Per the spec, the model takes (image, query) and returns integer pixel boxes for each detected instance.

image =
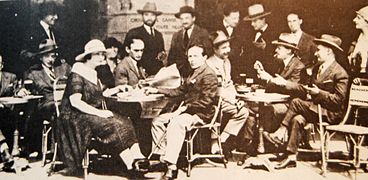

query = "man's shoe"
[132,158,150,172]
[161,168,177,180]
[275,157,297,169]
[127,169,146,179]
[237,154,251,166]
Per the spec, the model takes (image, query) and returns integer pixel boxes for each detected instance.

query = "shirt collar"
[184,25,194,37]
[71,62,98,85]
[223,19,232,28]
[40,20,50,31]
[283,55,294,67]
[143,24,154,35]
[319,59,334,73]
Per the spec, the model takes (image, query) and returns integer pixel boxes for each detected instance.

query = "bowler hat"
[37,39,58,55]
[75,39,107,61]
[272,33,299,50]
[211,31,231,46]
[243,4,271,21]
[175,6,197,18]
[314,34,343,52]
[137,2,162,16]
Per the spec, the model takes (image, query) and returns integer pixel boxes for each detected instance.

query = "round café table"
[237,92,290,171]
[0,95,43,172]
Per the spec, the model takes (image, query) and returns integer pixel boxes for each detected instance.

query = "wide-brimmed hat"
[314,34,343,52]
[272,33,299,50]
[175,6,197,18]
[211,31,232,46]
[37,39,58,55]
[243,4,271,21]
[137,2,162,16]
[356,6,368,22]
[75,39,106,61]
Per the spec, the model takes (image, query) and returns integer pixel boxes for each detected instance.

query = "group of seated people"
[1,2,368,180]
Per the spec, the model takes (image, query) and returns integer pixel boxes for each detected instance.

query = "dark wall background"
[195,0,368,52]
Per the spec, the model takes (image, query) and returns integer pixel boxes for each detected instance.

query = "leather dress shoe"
[132,158,150,172]
[161,168,178,180]
[237,154,251,166]
[1,148,14,168]
[275,157,297,169]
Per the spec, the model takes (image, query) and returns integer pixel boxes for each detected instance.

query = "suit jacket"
[212,21,245,83]
[265,56,305,95]
[167,25,212,78]
[114,56,146,87]
[27,62,71,111]
[242,24,279,78]
[286,61,349,124]
[158,64,218,123]
[296,32,317,67]
[206,55,237,102]
[123,26,165,76]
[0,72,17,97]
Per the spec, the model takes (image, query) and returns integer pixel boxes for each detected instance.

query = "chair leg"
[318,105,326,176]
[82,150,89,180]
[216,127,227,167]
[41,125,50,167]
[186,129,192,177]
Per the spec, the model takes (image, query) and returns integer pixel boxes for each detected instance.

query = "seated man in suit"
[115,38,147,87]
[146,43,218,179]
[206,31,249,157]
[0,54,29,170]
[26,39,71,156]
[237,33,305,165]
[265,34,349,169]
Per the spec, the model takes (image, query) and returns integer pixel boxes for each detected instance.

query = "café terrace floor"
[1,140,367,180]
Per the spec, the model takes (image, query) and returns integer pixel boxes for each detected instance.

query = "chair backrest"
[349,84,368,107]
[207,96,223,126]
[338,83,368,125]
[53,76,68,117]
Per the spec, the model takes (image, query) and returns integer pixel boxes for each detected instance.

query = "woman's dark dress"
[55,72,137,172]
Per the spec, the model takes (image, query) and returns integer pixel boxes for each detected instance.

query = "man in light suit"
[26,39,71,156]
[123,2,165,76]
[206,31,248,157]
[287,13,317,67]
[147,43,218,179]
[266,34,349,169]
[115,38,147,87]
[167,6,212,79]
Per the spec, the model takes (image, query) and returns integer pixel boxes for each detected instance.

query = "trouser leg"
[151,113,173,155]
[221,101,248,136]
[164,113,196,165]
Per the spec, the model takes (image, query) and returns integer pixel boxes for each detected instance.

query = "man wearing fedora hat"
[206,31,248,157]
[265,34,348,169]
[242,3,279,79]
[123,2,165,76]
[25,39,70,156]
[167,5,212,79]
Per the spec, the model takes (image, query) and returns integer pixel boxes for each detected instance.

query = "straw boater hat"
[137,2,162,16]
[243,4,271,21]
[356,6,368,22]
[75,39,107,61]
[314,34,343,52]
[36,39,58,56]
[174,6,197,18]
[211,31,232,46]
[272,33,299,50]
